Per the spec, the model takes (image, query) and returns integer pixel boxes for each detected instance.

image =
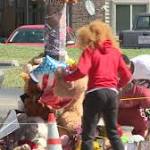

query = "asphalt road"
[0,61,22,116]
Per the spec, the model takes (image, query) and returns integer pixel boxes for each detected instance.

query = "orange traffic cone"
[47,113,63,150]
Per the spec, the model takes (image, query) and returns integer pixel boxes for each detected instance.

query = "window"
[116,5,130,34]
[136,16,150,29]
[116,4,147,34]
[132,5,146,23]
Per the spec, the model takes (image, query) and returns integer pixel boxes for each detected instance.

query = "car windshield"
[9,29,44,43]
[136,16,150,29]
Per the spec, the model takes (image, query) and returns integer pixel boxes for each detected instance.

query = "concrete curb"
[0,71,4,88]
[0,60,19,67]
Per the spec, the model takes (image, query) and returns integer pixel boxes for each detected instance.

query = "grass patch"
[68,48,81,60]
[0,44,43,64]
[0,44,43,88]
[3,67,23,88]
[122,48,150,58]
[1,45,150,88]
[0,45,81,88]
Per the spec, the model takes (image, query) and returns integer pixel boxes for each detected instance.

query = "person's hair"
[76,25,95,49]
[122,54,131,65]
[76,20,120,50]
[89,20,119,49]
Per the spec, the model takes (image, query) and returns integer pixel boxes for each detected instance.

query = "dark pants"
[81,89,124,150]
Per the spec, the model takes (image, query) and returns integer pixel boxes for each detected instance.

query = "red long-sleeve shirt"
[64,40,132,91]
[120,83,150,109]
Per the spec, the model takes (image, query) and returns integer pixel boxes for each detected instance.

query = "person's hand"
[23,64,33,74]
[33,58,43,65]
[56,67,64,74]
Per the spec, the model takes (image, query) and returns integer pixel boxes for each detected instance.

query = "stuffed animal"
[18,72,87,150]
[22,69,88,133]
[13,114,48,150]
[20,53,88,150]
[20,76,55,121]
[13,144,31,150]
[54,69,88,133]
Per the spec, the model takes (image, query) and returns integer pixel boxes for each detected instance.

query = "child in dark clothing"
[57,20,132,150]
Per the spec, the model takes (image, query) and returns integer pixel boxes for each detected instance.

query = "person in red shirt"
[57,20,132,150]
[119,82,150,137]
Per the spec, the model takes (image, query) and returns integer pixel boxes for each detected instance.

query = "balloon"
[121,135,129,144]
[66,57,76,66]
[75,139,101,150]
[65,56,77,72]
[30,55,67,83]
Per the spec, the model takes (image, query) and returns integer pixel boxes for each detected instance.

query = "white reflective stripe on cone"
[48,123,60,139]
[47,145,62,150]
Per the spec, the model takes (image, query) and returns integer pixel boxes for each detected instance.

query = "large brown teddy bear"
[16,54,88,150]
[54,70,88,133]
[21,56,88,134]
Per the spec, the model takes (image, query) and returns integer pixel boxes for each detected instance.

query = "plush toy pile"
[10,53,87,149]
[13,114,47,150]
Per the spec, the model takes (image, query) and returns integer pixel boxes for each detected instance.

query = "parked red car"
[4,25,76,48]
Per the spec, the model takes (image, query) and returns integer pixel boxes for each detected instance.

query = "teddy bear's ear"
[21,72,30,81]
[25,78,42,98]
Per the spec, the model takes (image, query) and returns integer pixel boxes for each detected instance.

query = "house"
[0,0,45,37]
[72,0,150,34]
[0,0,150,37]
[108,0,150,34]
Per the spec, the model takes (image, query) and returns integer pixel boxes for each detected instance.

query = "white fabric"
[0,110,20,139]
[131,55,150,80]
[86,87,118,94]
[128,135,144,143]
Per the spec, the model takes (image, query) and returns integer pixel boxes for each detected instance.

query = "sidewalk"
[0,71,4,88]
[0,60,19,67]
[0,87,23,101]
[0,88,23,118]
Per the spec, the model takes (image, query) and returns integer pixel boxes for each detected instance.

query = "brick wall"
[72,0,105,30]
